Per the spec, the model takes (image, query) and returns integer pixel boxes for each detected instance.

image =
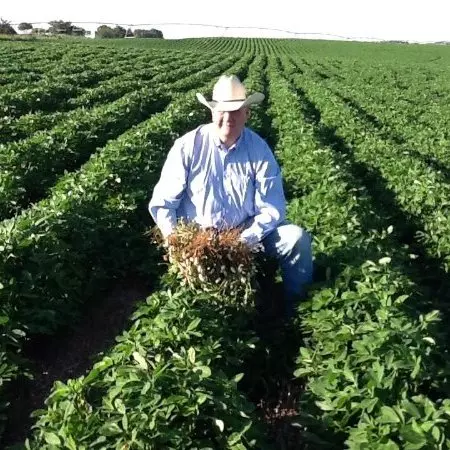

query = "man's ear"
[246,108,251,119]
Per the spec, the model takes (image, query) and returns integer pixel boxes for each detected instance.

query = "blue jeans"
[261,221,313,318]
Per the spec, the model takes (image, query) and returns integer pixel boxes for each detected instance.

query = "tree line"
[95,25,163,39]
[0,18,164,38]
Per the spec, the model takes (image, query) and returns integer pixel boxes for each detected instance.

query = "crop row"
[241,55,269,140]
[0,48,126,91]
[0,45,132,77]
[316,70,450,169]
[0,50,181,118]
[0,51,197,145]
[0,54,253,443]
[0,53,232,221]
[1,72,107,118]
[2,47,184,89]
[0,71,42,87]
[302,56,448,124]
[26,284,266,449]
[178,38,285,56]
[281,57,450,257]
[0,47,67,73]
[22,54,268,450]
[265,55,450,448]
[290,64,450,277]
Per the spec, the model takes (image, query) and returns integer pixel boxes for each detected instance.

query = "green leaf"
[315,400,334,411]
[411,356,422,379]
[99,421,122,436]
[294,367,312,377]
[188,347,196,364]
[132,351,148,370]
[12,329,26,337]
[383,441,400,450]
[343,368,356,383]
[361,397,378,413]
[378,256,392,265]
[114,398,126,414]
[401,425,426,445]
[44,432,61,445]
[228,431,243,446]
[233,373,244,383]
[230,444,246,450]
[422,336,435,345]
[65,435,78,450]
[379,406,400,423]
[187,317,201,331]
[412,420,426,435]
[90,435,107,446]
[47,382,70,402]
[83,357,113,384]
[194,365,211,378]
[403,400,421,418]
[214,418,225,432]
[423,310,440,323]
[431,426,440,442]
[395,294,409,304]
[0,316,9,325]
[122,414,128,431]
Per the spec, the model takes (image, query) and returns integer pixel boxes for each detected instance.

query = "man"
[149,74,313,318]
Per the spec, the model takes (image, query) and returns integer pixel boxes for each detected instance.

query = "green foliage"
[26,286,267,449]
[0,50,199,144]
[0,50,252,442]
[95,25,127,39]
[134,28,164,39]
[18,23,33,31]
[47,20,86,37]
[266,54,450,447]
[1,38,450,448]
[0,19,16,35]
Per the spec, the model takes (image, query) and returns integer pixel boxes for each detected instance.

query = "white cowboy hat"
[196,75,264,112]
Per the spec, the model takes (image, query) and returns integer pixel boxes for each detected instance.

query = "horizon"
[2,0,450,44]
[8,22,449,44]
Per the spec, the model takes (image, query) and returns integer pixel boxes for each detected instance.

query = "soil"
[2,275,152,447]
[250,277,306,449]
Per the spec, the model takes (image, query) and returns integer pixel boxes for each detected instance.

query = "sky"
[2,0,450,43]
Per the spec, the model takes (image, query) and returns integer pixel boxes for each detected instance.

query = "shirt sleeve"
[240,143,286,246]
[148,137,189,238]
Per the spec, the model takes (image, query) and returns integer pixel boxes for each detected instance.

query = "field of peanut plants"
[1,36,450,449]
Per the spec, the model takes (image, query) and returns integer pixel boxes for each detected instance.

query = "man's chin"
[214,127,240,145]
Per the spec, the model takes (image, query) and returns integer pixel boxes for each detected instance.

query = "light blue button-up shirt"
[149,123,286,246]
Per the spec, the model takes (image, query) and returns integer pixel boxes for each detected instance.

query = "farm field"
[1,37,450,449]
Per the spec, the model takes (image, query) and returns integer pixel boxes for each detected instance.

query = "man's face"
[211,106,250,144]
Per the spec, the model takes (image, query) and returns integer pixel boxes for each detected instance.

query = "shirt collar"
[211,125,245,152]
